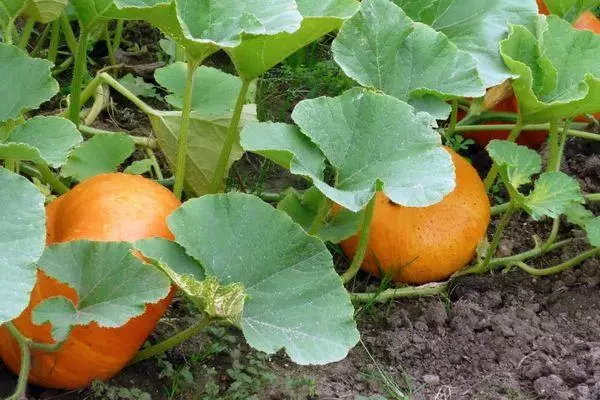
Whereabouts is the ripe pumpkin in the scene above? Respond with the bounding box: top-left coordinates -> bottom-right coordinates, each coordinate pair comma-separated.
461,6 -> 600,147
0,173 -> 181,389
338,148 -> 490,285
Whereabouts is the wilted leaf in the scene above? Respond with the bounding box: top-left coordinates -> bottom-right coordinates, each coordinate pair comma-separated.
24,0 -> 68,23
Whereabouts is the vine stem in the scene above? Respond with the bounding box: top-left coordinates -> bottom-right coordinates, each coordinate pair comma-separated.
80,73 -> 155,115
112,20 -> 124,60
68,25 -> 90,125
483,114 -> 523,191
492,192 -> 600,216
208,79 -> 251,194
547,118 -> 561,172
59,13 -> 77,54
47,19 -> 61,63
173,59 -> 201,200
351,282 -> 447,303
79,125 -> 157,149
128,318 -> 212,365
445,100 -> 458,138
513,247 -> 600,276
308,199 -> 331,235
341,196 -> 377,284
4,322 -> 69,400
488,238 -> 572,268
36,162 -> 69,194
146,148 -> 163,180
17,19 -> 35,50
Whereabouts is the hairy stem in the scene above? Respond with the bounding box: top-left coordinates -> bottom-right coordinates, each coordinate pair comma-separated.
112,20 -> 124,61
208,79 -> 251,194
173,60 -> 201,200
17,19 -> 36,50
68,24 -> 90,125
445,100 -> 458,138
60,13 -> 77,54
514,247 -> 600,276
47,19 -> 61,63
488,238 -> 572,268
129,318 -> 212,365
79,125 -> 157,149
146,148 -> 163,180
547,118 -> 561,172
341,196 -> 377,284
30,24 -> 50,57
4,323 -> 31,400
483,114 -> 523,191
351,282 -> 447,303
36,162 -> 69,194
104,23 -> 116,66
308,198 -> 332,236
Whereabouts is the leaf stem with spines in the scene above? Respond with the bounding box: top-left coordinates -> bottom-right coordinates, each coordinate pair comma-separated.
47,19 -> 61,63
341,196 -> 377,284
68,25 -> 90,125
173,59 -> 201,200
208,79 -> 251,194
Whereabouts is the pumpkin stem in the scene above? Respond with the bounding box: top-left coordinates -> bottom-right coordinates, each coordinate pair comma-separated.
341,195 -> 377,284
4,323 -> 31,400
512,247 -> 600,276
308,198 -> 332,235
350,282 -> 448,303
444,100 -> 459,138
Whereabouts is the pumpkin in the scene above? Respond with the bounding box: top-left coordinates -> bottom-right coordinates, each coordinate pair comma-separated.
0,173 -> 181,389
339,147 -> 490,285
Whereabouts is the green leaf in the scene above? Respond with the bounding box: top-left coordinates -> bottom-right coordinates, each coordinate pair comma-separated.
565,202 -> 594,226
154,63 -> 242,116
522,172 -> 584,220
0,167 -> 45,324
124,159 -> 154,175
0,0 -> 27,29
168,193 -> 359,364
0,44 -> 58,123
149,107 -> 256,196
33,240 -> 171,342
393,0 -> 539,87
332,0 -> 484,116
544,0 -> 600,19
500,16 -> 600,122
0,116 -> 82,167
240,122 -> 326,179
119,73 -> 160,100
24,0 -> 69,23
486,140 -> 541,189
115,0 -> 303,62
135,237 -> 205,281
227,0 -> 359,79
277,187 -> 362,243
584,217 -> 600,247
61,133 -> 135,181
289,88 -> 454,212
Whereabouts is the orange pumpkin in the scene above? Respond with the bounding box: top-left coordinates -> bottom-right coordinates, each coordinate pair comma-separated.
339,148 -> 490,285
0,173 -> 181,389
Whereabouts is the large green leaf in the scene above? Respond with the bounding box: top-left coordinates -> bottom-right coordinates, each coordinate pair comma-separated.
544,0 -> 600,19
168,193 -> 359,365
227,0 -> 359,79
24,0 -> 69,23
0,44 -> 58,123
244,88 -> 455,212
135,237 -> 205,281
0,167 -> 45,324
32,241 -> 171,342
332,0 -> 484,117
149,107 -> 256,196
154,63 -> 242,116
500,16 -> 600,122
277,187 -> 362,243
393,0 -> 539,87
0,0 -> 27,29
0,116 -> 82,167
61,133 -> 135,181
115,0 -> 303,62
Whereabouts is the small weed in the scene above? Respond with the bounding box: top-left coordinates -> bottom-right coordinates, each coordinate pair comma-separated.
89,380 -> 151,400
157,356 -> 195,400
445,134 -> 475,153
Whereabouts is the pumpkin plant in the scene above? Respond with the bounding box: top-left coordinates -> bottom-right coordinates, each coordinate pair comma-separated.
1,0 -> 600,397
